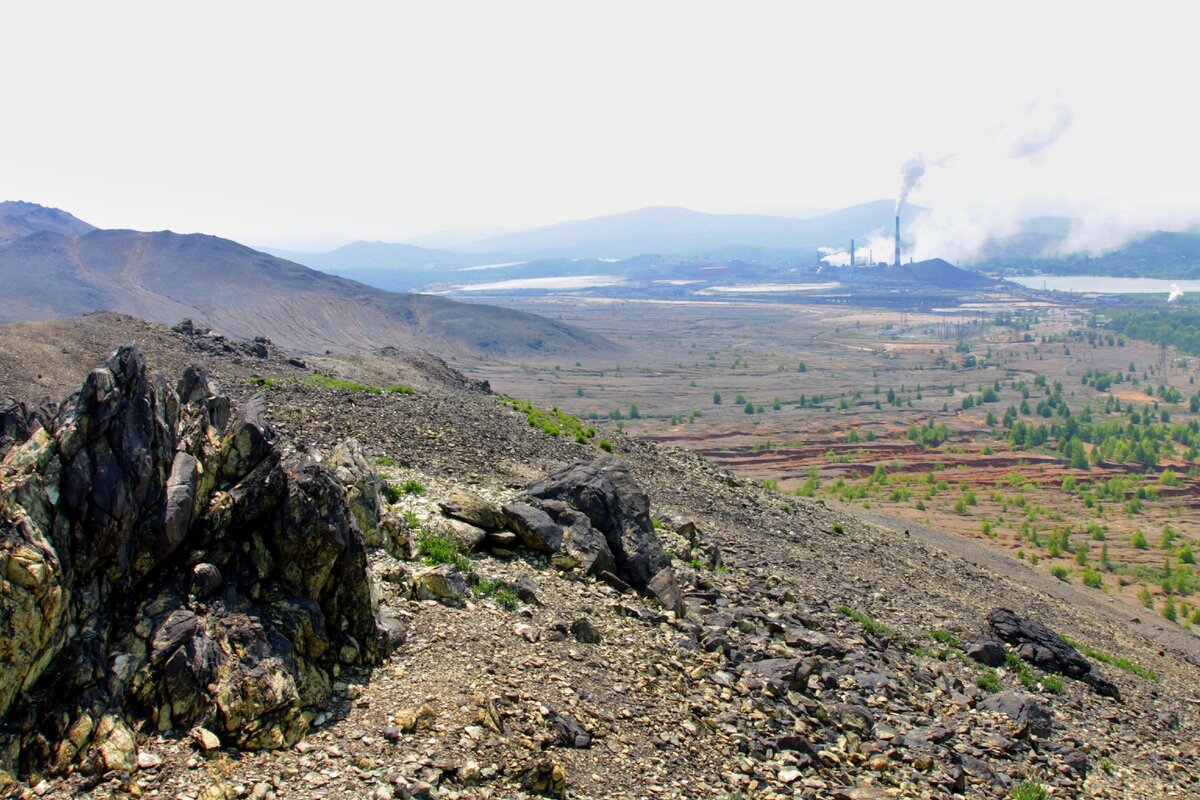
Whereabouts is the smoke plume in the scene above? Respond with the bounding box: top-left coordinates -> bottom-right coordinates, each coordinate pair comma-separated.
1168,284 -> 1184,303
1009,96 -> 1074,162
895,155 -> 928,215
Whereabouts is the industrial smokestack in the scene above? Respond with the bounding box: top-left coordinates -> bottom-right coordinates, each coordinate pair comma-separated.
850,238 -> 855,268
894,215 -> 901,268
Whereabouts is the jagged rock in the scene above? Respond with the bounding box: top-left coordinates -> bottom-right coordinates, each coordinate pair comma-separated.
412,564 -> 468,605
0,345 -> 387,778
965,640 -> 1007,668
393,703 -> 436,733
520,756 -> 566,797
570,618 -> 602,644
979,692 -> 1052,738
324,439 -> 402,555
547,709 -> 591,748
502,502 -> 564,552
439,490 -> 505,531
192,563 -> 223,596
987,608 -> 1119,699
516,575 -> 542,605
440,518 -> 488,551
191,727 -> 222,751
522,457 -> 682,613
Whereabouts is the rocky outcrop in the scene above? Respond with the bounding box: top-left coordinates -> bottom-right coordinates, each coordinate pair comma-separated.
517,457 -> 682,614
987,608 -> 1120,699
0,345 -> 387,780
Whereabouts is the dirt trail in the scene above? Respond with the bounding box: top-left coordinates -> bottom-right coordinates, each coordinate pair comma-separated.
844,502 -> 1200,667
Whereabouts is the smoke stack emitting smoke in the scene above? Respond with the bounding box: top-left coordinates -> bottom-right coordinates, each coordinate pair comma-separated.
894,215 -> 901,268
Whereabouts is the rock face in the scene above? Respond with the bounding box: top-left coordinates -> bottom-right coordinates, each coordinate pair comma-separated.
519,457 -> 682,614
0,345 -> 386,778
987,608 -> 1119,699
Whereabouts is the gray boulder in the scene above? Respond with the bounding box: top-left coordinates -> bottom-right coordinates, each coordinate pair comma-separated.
987,608 -> 1119,699
979,692 -> 1052,738
523,457 -> 682,613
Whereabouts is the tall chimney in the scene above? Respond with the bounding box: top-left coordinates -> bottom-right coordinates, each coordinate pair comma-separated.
850,238 -> 856,267
894,215 -> 901,268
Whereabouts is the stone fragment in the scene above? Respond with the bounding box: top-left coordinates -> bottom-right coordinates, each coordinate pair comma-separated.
440,489 -> 506,531
570,618 -> 602,644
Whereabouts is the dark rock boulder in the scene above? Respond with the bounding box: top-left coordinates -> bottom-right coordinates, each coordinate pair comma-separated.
979,692 -> 1052,738
522,457 -> 681,613
987,609 -> 1119,699
0,345 -> 388,779
965,639 -> 1007,668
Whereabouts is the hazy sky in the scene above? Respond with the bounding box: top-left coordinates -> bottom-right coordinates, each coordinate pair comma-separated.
3,2 -> 1198,250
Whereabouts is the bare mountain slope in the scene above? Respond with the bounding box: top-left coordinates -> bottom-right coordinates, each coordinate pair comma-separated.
0,200 -> 95,245
0,207 -> 617,357
1,315 -> 1196,799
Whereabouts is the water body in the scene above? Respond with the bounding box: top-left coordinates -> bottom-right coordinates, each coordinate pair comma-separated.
1009,275 -> 1200,295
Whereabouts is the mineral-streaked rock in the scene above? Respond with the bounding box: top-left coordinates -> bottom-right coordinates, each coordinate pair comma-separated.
0,346 -> 387,776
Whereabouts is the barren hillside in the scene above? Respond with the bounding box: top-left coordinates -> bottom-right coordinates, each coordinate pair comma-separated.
0,315 -> 1196,800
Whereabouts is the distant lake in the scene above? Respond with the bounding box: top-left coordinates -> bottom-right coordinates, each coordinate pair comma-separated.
1009,275 -> 1200,294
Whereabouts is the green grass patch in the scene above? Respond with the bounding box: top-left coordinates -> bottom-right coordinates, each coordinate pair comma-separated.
837,605 -> 897,637
501,397 -> 596,441
400,479 -> 425,496
1041,674 -> 1064,694
307,374 -> 382,394
375,456 -> 397,467
1060,636 -> 1158,680
417,529 -> 471,572
926,629 -> 961,648
387,384 -> 414,394
1009,779 -> 1049,800
248,376 -> 277,388
473,578 -> 519,609
976,670 -> 1001,692
1004,653 -> 1036,688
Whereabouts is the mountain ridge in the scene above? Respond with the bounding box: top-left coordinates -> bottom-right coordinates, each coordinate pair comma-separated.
0,203 -> 618,357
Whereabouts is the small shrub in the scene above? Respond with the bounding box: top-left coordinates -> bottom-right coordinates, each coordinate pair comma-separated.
375,456 -> 397,467
1010,780 -> 1049,800
385,485 -> 403,504
1004,653 -> 1036,688
832,523 -> 844,534
927,629 -> 961,648
1131,531 -> 1149,550
976,670 -> 1001,692
1049,565 -> 1069,581
417,530 -> 470,571
599,440 -> 613,452
400,479 -> 425,496
837,605 -> 896,637
1041,675 -> 1064,694
307,374 -> 382,394
1082,569 -> 1103,589
1060,636 -> 1157,680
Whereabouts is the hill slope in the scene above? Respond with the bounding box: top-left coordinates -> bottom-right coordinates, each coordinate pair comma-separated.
438,200 -> 926,260
0,200 -> 95,245
0,205 -> 617,357
0,315 -> 1194,799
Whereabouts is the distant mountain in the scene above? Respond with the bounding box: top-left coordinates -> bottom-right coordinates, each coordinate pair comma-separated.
259,241 -> 507,291
0,203 -> 617,357
976,230 -> 1200,278
0,201 -> 95,245
438,201 -> 926,260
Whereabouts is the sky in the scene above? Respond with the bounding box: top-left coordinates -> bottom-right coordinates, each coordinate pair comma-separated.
3,2 -> 1199,251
